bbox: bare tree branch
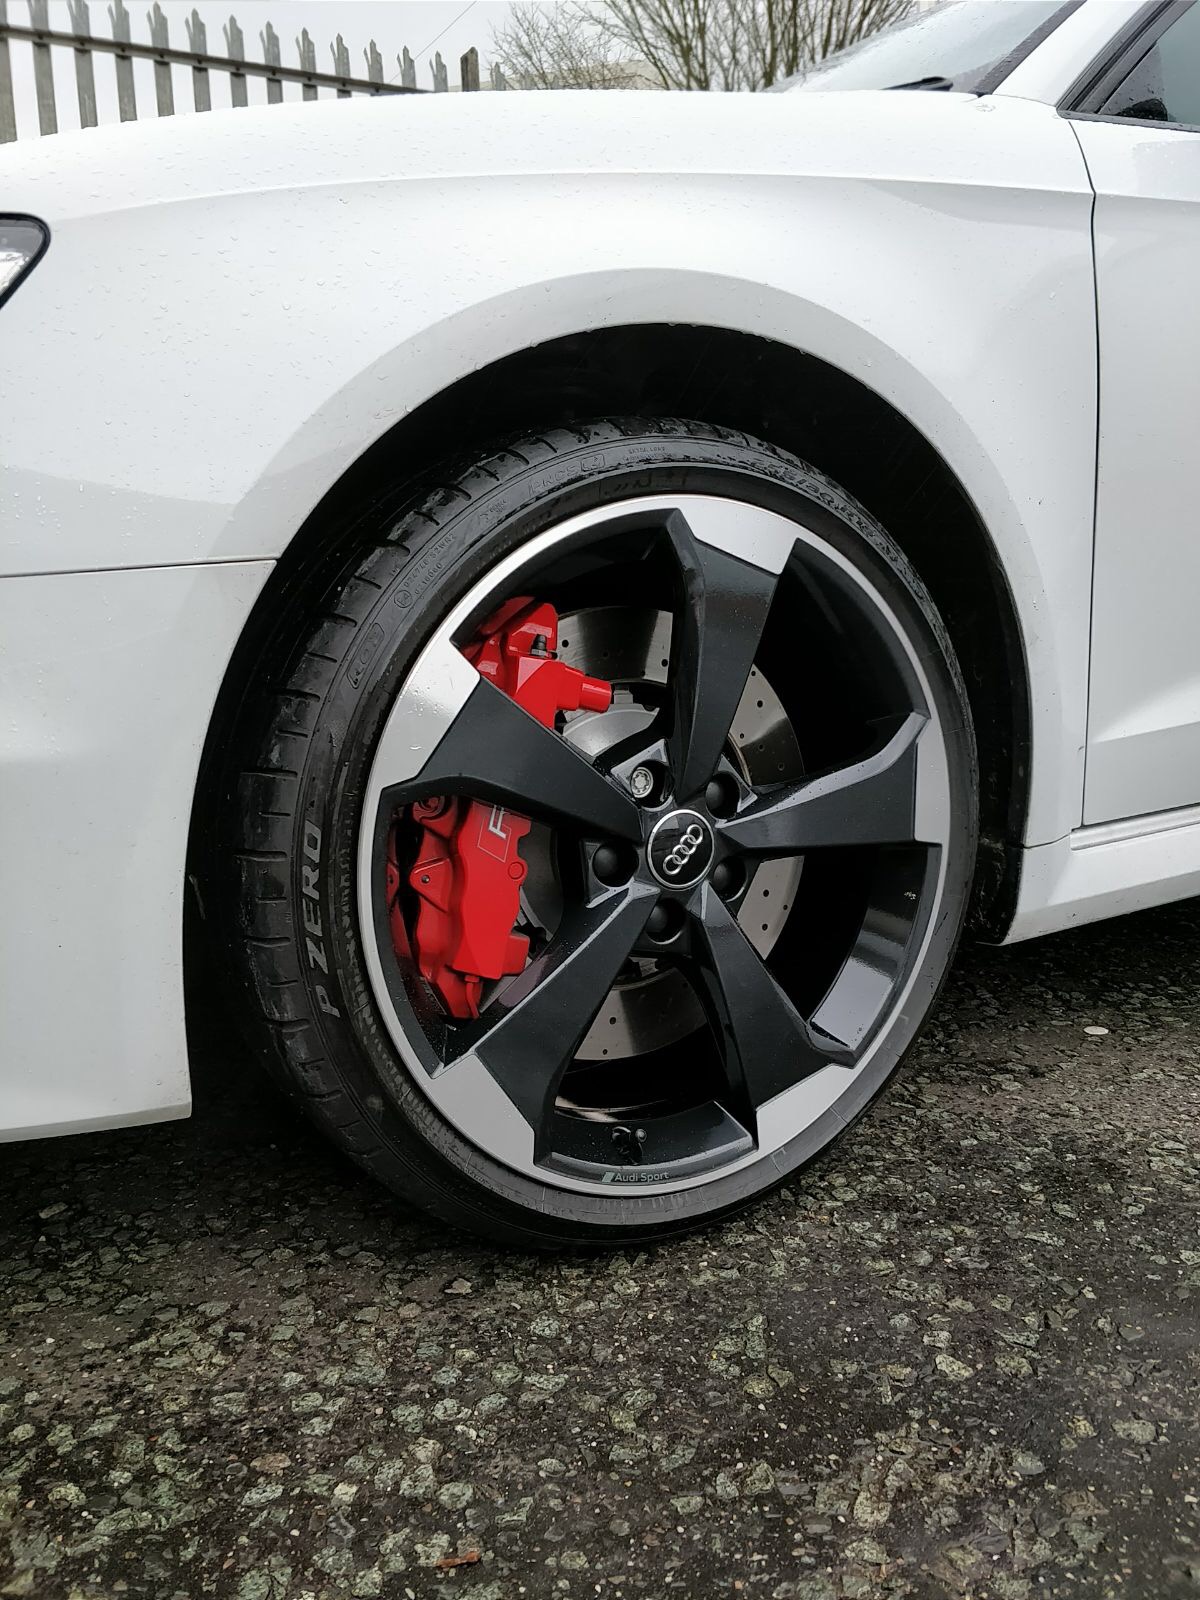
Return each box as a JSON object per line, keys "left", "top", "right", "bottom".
{"left": 492, "top": 0, "right": 914, "bottom": 94}
{"left": 492, "top": 3, "right": 638, "bottom": 89}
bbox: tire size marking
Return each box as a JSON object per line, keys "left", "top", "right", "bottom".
{"left": 302, "top": 822, "right": 342, "bottom": 1019}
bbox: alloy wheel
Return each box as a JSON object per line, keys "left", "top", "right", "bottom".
{"left": 357, "top": 494, "right": 952, "bottom": 1195}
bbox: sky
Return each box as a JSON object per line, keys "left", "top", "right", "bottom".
{"left": 4, "top": 1, "right": 518, "bottom": 139}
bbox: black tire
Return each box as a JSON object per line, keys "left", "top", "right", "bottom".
{"left": 218, "top": 419, "right": 977, "bottom": 1247}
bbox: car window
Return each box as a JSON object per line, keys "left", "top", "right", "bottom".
{"left": 778, "top": 0, "right": 1075, "bottom": 94}
{"left": 1101, "top": 1, "right": 1200, "bottom": 126}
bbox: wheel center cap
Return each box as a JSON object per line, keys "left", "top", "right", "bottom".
{"left": 647, "top": 809, "right": 715, "bottom": 889}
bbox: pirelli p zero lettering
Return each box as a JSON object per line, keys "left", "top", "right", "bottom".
{"left": 301, "top": 821, "right": 341, "bottom": 1019}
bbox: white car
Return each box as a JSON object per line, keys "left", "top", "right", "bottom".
{"left": 2, "top": 0, "right": 1197, "bottom": 1244}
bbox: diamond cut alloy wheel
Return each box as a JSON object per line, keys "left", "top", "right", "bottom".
{"left": 358, "top": 494, "right": 956, "bottom": 1195}
{"left": 225, "top": 421, "right": 977, "bottom": 1244}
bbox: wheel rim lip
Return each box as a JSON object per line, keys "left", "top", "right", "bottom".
{"left": 355, "top": 492, "right": 953, "bottom": 1198}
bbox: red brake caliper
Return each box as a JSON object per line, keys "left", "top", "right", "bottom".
{"left": 387, "top": 598, "right": 613, "bottom": 1019}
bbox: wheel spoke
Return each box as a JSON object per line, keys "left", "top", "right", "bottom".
{"left": 689, "top": 886, "right": 852, "bottom": 1130}
{"left": 374, "top": 671, "right": 642, "bottom": 842}
{"left": 664, "top": 509, "right": 787, "bottom": 801}
{"left": 446, "top": 886, "right": 657, "bottom": 1145}
{"left": 717, "top": 712, "right": 934, "bottom": 859}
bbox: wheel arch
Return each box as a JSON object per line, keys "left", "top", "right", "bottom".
{"left": 189, "top": 323, "right": 1030, "bottom": 950}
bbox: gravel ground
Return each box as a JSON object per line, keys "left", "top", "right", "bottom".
{"left": 2, "top": 901, "right": 1199, "bottom": 1600}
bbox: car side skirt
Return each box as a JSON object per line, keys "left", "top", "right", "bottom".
{"left": 1006, "top": 803, "right": 1200, "bottom": 942}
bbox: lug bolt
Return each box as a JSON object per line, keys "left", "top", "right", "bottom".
{"left": 645, "top": 901, "right": 684, "bottom": 942}
{"left": 711, "top": 860, "right": 743, "bottom": 898}
{"left": 705, "top": 775, "right": 737, "bottom": 817}
{"left": 629, "top": 765, "right": 655, "bottom": 801}
{"left": 593, "top": 843, "right": 634, "bottom": 886}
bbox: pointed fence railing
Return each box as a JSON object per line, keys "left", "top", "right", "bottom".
{"left": 0, "top": 2, "right": 507, "bottom": 141}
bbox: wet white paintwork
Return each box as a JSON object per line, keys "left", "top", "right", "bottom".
{"left": 1071, "top": 116, "right": 1200, "bottom": 824}
{"left": 0, "top": 83, "right": 1097, "bottom": 858}
{"left": 0, "top": 561, "right": 271, "bottom": 1140}
{"left": 993, "top": 0, "right": 1143, "bottom": 105}
{"left": 0, "top": 0, "right": 1192, "bottom": 1138}
{"left": 1010, "top": 806, "right": 1200, "bottom": 943}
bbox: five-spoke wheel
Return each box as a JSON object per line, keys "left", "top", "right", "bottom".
{"left": 359, "top": 492, "right": 960, "bottom": 1196}
{"left": 227, "top": 423, "right": 976, "bottom": 1243}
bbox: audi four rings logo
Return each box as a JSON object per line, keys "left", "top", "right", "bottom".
{"left": 648, "top": 810, "right": 714, "bottom": 887}
{"left": 662, "top": 823, "right": 706, "bottom": 876}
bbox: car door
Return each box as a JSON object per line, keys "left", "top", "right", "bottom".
{"left": 1071, "top": 0, "right": 1200, "bottom": 824}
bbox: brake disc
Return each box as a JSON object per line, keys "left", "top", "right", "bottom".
{"left": 518, "top": 606, "right": 804, "bottom": 1062}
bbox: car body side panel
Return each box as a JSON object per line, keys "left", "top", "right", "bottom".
{"left": 0, "top": 90, "right": 1096, "bottom": 855}
{"left": 0, "top": 90, "right": 1098, "bottom": 1136}
{"left": 1072, "top": 116, "right": 1200, "bottom": 824}
{"left": 0, "top": 560, "right": 272, "bottom": 1141}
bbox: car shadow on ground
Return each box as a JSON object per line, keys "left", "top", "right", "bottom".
{"left": 2, "top": 900, "right": 1199, "bottom": 1598}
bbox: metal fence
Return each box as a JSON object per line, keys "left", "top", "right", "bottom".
{"left": 0, "top": 0, "right": 509, "bottom": 142}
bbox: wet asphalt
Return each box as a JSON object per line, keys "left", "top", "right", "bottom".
{"left": 1, "top": 899, "right": 1198, "bottom": 1600}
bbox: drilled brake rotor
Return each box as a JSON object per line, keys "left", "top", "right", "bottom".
{"left": 517, "top": 607, "right": 804, "bottom": 1062}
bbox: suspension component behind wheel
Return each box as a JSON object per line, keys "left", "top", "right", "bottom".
{"left": 396, "top": 599, "right": 612, "bottom": 1018}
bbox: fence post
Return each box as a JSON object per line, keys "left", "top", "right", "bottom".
{"left": 146, "top": 2, "right": 173, "bottom": 116}
{"left": 0, "top": 9, "right": 435, "bottom": 145}
{"left": 330, "top": 34, "right": 350, "bottom": 97}
{"left": 28, "top": 0, "right": 58, "bottom": 134}
{"left": 0, "top": 1, "right": 17, "bottom": 144}
{"left": 260, "top": 20, "right": 282, "bottom": 103}
{"left": 460, "top": 46, "right": 479, "bottom": 92}
{"left": 67, "top": 0, "right": 99, "bottom": 127}
{"left": 108, "top": 0, "right": 136, "bottom": 120}
{"left": 223, "top": 13, "right": 246, "bottom": 107}
{"left": 184, "top": 8, "right": 211, "bottom": 111}
{"left": 295, "top": 27, "right": 316, "bottom": 100}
